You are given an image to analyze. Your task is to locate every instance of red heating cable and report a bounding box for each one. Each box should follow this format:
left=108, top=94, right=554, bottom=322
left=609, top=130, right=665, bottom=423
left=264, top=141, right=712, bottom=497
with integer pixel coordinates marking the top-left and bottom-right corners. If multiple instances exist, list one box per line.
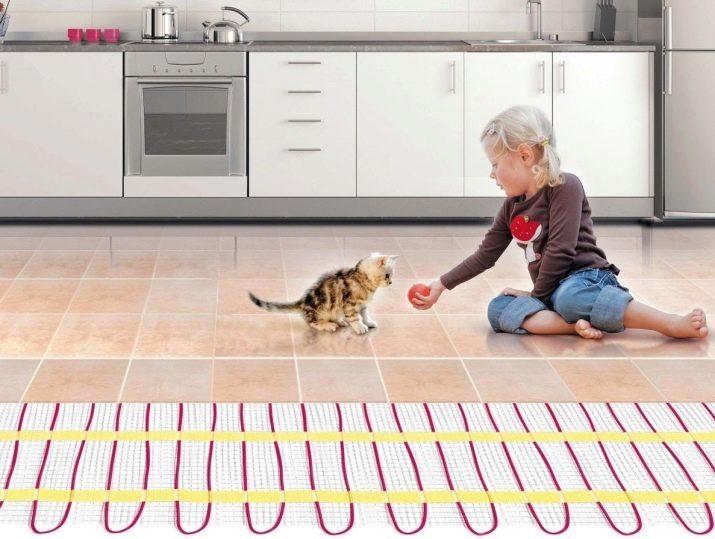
left=240, top=402, right=286, bottom=534
left=361, top=402, right=427, bottom=535
left=423, top=403, right=498, bottom=535
left=483, top=402, right=569, bottom=535
left=30, top=402, right=95, bottom=534
left=300, top=402, right=355, bottom=535
left=664, top=403, right=714, bottom=473
left=544, top=402, right=642, bottom=535
left=174, top=402, right=217, bottom=535
left=0, top=402, right=28, bottom=512
left=606, top=402, right=713, bottom=535
left=103, top=402, right=152, bottom=533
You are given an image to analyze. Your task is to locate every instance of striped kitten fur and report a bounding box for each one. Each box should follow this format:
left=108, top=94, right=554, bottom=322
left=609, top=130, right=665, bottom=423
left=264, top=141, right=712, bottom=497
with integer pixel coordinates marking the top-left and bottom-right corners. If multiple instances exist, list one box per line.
left=248, top=253, right=398, bottom=335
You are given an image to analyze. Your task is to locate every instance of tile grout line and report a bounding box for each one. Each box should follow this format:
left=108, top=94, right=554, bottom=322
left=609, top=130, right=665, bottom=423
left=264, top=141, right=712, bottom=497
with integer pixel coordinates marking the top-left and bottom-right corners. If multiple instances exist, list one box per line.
left=629, top=358, right=670, bottom=402
left=367, top=338, right=390, bottom=404
left=544, top=358, right=579, bottom=402
left=280, top=238, right=302, bottom=402
left=19, top=247, right=94, bottom=403
left=210, top=265, right=220, bottom=403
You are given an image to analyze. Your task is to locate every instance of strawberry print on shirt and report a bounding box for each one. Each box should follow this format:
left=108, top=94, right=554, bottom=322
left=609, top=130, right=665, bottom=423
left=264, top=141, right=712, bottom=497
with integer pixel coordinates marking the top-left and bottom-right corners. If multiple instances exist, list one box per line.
left=510, top=215, right=542, bottom=263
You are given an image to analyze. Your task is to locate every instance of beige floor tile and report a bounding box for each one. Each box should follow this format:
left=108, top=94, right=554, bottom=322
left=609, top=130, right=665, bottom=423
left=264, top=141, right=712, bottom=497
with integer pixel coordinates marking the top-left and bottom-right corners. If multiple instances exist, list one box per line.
left=24, top=359, right=127, bottom=402
left=625, top=279, right=715, bottom=315
left=0, top=280, right=79, bottom=314
left=215, top=315, right=294, bottom=358
left=19, top=251, right=93, bottom=278
left=37, top=236, right=103, bottom=250
left=214, top=359, right=299, bottom=401
left=338, top=236, right=402, bottom=252
left=0, top=315, right=62, bottom=358
left=651, top=229, right=700, bottom=250
left=121, top=360, right=211, bottom=402
left=154, top=251, right=219, bottom=278
left=608, top=250, right=684, bottom=279
left=551, top=360, right=663, bottom=402
left=465, top=360, right=574, bottom=402
left=452, top=236, right=485, bottom=250
left=396, top=236, right=461, bottom=250
left=299, top=359, right=386, bottom=402
left=134, top=315, right=215, bottom=358
left=651, top=250, right=715, bottom=279
left=145, top=279, right=217, bottom=314
left=0, top=251, right=33, bottom=278
left=282, top=250, right=350, bottom=279
left=607, top=328, right=713, bottom=358
left=400, top=249, right=476, bottom=281
left=219, top=279, right=287, bottom=315
left=85, top=251, right=157, bottom=278
left=106, top=236, right=162, bottom=250
left=369, top=315, right=457, bottom=358
left=68, top=280, right=151, bottom=314
left=634, top=360, right=715, bottom=401
left=369, top=279, right=433, bottom=315
left=0, top=360, right=40, bottom=401
left=379, top=360, right=478, bottom=402
left=47, top=315, right=140, bottom=359
left=0, top=279, right=11, bottom=300
left=291, top=317, right=375, bottom=358
left=478, top=246, right=533, bottom=280
left=439, top=315, right=544, bottom=358
left=220, top=236, right=283, bottom=250
left=0, top=237, right=42, bottom=250
left=280, top=236, right=339, bottom=250
left=158, top=236, right=221, bottom=250
left=218, top=250, right=284, bottom=279
left=433, top=279, right=496, bottom=315
left=530, top=333, right=629, bottom=358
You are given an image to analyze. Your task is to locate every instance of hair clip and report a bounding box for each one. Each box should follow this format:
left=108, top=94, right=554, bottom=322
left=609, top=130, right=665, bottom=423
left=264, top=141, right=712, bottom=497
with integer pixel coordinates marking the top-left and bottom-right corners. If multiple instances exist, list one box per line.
left=537, top=135, right=550, bottom=147
left=486, top=123, right=497, bottom=136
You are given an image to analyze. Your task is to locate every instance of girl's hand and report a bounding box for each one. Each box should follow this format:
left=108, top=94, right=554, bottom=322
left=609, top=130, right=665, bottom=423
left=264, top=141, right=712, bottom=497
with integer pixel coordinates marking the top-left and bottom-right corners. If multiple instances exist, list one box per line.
left=411, top=280, right=445, bottom=310
left=500, top=287, right=531, bottom=297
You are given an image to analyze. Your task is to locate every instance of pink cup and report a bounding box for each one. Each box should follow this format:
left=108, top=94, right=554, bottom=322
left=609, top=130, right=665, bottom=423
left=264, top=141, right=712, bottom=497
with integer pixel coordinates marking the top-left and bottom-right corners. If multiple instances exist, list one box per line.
left=102, top=28, right=120, bottom=43
left=85, top=28, right=101, bottom=43
left=67, top=28, right=83, bottom=42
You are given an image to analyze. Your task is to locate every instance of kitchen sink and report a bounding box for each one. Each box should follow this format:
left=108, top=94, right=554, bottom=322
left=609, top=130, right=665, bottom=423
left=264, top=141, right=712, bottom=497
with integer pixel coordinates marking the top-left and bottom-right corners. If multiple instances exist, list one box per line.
left=464, top=39, right=588, bottom=45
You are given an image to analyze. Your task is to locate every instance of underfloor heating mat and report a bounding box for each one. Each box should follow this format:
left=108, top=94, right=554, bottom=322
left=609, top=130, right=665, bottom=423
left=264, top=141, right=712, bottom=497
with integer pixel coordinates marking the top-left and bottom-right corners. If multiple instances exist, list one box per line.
left=0, top=402, right=714, bottom=538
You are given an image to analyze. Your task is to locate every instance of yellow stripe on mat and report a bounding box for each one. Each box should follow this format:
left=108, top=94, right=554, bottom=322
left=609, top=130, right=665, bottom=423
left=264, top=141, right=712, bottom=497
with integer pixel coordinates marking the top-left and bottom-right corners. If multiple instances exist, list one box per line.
left=0, top=489, right=712, bottom=505
left=0, top=430, right=712, bottom=443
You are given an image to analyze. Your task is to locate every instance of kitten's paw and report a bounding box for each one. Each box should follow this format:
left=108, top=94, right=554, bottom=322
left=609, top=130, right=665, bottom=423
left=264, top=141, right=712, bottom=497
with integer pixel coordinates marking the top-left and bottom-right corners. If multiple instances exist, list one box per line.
left=352, top=323, right=369, bottom=335
left=310, top=321, right=339, bottom=332
left=364, top=319, right=378, bottom=328
left=337, top=319, right=350, bottom=327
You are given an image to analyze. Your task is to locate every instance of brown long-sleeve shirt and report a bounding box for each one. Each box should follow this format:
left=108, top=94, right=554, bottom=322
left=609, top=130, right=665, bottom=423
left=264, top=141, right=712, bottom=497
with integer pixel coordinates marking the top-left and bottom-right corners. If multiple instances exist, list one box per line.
left=440, top=173, right=618, bottom=305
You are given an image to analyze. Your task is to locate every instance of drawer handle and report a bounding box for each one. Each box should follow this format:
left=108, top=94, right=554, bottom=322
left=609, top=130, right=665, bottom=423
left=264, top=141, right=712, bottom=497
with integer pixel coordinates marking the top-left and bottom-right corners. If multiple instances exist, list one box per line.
left=288, top=148, right=322, bottom=152
left=287, top=61, right=322, bottom=65
left=287, top=90, right=322, bottom=94
left=287, top=119, right=322, bottom=123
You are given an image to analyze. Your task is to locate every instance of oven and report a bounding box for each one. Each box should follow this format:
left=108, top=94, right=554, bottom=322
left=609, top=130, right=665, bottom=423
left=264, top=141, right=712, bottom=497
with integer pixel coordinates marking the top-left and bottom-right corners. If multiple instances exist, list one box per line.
left=124, top=51, right=247, bottom=197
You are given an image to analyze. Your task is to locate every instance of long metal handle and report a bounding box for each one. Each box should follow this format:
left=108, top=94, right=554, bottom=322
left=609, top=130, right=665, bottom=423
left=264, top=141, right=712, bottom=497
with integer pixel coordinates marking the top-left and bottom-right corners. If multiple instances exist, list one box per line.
left=288, top=148, right=322, bottom=152
left=538, top=60, right=545, bottom=93
left=221, top=6, right=250, bottom=24
left=0, top=61, right=6, bottom=94
left=287, top=119, right=322, bottom=123
left=560, top=60, right=566, bottom=94
left=664, top=5, right=672, bottom=50
left=449, top=61, right=456, bottom=94
left=665, top=51, right=672, bottom=95
left=137, top=78, right=233, bottom=84
left=287, top=90, right=322, bottom=94
left=287, top=61, right=322, bottom=65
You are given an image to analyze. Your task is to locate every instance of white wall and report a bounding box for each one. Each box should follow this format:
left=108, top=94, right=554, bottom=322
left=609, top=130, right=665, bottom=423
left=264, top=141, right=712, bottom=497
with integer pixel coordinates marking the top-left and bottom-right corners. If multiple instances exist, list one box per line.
left=7, top=0, right=638, bottom=39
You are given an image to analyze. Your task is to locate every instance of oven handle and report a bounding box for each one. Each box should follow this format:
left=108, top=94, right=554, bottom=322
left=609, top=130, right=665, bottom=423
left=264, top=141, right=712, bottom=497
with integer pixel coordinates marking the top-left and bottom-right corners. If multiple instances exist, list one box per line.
left=136, top=78, right=234, bottom=85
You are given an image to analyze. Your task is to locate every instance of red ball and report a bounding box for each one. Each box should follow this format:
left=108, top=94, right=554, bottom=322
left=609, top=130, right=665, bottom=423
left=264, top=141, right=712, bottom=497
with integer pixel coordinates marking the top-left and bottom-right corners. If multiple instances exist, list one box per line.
left=408, top=283, right=431, bottom=304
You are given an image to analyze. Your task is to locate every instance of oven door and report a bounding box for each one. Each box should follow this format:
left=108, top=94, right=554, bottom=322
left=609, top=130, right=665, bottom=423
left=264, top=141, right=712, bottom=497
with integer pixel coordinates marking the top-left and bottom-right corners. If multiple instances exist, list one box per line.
left=125, top=77, right=246, bottom=177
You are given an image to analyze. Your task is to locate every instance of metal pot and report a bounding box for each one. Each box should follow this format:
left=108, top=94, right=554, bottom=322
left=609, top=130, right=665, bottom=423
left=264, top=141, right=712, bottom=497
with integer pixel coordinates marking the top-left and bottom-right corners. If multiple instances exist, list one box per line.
left=202, top=6, right=250, bottom=44
left=142, top=1, right=178, bottom=41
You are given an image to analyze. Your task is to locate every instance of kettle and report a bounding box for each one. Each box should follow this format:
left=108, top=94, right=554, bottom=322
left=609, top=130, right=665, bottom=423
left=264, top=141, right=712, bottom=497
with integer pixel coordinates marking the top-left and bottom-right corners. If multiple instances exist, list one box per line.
left=203, top=6, right=250, bottom=44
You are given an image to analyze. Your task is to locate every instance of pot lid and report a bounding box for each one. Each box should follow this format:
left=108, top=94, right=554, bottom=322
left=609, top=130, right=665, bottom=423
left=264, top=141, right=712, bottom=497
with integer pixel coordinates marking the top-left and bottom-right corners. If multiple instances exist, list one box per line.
left=145, top=1, right=176, bottom=9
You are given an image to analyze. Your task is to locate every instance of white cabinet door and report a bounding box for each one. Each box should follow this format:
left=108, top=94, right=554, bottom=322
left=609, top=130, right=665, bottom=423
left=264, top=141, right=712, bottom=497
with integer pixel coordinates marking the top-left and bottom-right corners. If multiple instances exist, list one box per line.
left=553, top=52, right=651, bottom=197
left=357, top=52, right=464, bottom=197
left=249, top=52, right=356, bottom=197
left=464, top=52, right=552, bottom=197
left=0, top=52, right=122, bottom=197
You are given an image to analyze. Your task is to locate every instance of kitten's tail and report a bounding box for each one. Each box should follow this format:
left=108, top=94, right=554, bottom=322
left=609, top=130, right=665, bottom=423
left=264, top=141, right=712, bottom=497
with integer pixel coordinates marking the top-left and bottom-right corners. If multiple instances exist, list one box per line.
left=248, top=291, right=303, bottom=313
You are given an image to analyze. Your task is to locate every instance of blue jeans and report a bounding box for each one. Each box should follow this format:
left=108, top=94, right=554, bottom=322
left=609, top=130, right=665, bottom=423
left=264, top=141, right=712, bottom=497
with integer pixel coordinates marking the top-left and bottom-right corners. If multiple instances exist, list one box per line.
left=487, top=268, right=633, bottom=334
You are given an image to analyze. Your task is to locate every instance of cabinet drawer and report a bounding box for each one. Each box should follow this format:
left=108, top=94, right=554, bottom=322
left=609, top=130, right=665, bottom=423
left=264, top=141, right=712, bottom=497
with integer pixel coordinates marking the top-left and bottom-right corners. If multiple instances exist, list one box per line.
left=250, top=51, right=355, bottom=90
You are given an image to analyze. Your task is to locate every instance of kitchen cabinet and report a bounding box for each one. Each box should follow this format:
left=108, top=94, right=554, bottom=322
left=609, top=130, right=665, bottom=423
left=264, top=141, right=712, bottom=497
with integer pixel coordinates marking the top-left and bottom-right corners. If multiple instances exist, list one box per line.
left=249, top=52, right=356, bottom=197
left=553, top=52, right=651, bottom=197
left=465, top=52, right=553, bottom=197
left=357, top=52, right=464, bottom=197
left=0, top=52, right=122, bottom=197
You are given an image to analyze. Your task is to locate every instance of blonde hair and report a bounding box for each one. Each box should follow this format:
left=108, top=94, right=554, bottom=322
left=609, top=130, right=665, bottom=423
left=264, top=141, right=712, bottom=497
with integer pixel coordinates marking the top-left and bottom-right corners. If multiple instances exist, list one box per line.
left=480, top=105, right=563, bottom=189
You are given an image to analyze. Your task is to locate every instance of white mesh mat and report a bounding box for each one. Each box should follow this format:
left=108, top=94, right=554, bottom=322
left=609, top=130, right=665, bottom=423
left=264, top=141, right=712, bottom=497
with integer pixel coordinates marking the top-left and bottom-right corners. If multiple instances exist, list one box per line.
left=0, top=402, right=713, bottom=537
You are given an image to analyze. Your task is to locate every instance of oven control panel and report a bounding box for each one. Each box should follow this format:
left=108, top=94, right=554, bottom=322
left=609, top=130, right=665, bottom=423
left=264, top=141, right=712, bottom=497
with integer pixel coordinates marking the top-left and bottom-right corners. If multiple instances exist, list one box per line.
left=125, top=51, right=246, bottom=77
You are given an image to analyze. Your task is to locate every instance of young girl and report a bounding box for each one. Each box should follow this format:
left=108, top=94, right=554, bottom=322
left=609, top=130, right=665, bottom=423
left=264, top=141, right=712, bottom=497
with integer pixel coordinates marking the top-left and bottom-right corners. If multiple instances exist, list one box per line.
left=411, top=105, right=708, bottom=340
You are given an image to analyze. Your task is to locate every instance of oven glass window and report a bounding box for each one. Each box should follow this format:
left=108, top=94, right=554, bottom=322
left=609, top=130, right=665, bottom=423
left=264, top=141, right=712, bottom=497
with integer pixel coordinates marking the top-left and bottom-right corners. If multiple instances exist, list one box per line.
left=142, top=86, right=229, bottom=155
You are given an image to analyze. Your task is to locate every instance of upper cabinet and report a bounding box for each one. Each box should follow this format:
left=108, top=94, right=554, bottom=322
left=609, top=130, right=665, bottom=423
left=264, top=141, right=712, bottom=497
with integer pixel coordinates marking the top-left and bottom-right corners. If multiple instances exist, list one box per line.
left=465, top=52, right=553, bottom=197
left=553, top=52, right=651, bottom=197
left=249, top=52, right=357, bottom=197
left=357, top=52, right=464, bottom=197
left=0, top=52, right=122, bottom=197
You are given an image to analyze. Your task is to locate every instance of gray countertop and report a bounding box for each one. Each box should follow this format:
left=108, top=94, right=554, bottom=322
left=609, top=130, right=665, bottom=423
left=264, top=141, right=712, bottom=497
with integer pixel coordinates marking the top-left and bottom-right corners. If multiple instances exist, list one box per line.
left=0, top=40, right=656, bottom=53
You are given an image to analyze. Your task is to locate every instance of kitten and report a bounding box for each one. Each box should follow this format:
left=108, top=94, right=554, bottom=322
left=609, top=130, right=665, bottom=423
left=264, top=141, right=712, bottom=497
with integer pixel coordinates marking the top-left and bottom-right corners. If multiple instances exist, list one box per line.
left=248, top=253, right=398, bottom=335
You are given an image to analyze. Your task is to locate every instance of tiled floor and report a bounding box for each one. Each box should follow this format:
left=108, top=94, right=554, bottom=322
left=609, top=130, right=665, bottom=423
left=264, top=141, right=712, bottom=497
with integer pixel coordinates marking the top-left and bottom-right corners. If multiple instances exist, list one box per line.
left=0, top=222, right=712, bottom=403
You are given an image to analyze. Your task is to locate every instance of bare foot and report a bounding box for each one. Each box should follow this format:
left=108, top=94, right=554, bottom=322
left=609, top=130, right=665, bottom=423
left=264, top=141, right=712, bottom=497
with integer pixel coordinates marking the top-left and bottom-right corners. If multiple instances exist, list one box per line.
left=575, top=319, right=603, bottom=340
left=665, top=309, right=709, bottom=339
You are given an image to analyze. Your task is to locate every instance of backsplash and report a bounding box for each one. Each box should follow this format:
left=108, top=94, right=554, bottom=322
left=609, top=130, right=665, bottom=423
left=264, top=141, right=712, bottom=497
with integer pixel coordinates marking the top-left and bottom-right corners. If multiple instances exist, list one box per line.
left=7, top=0, right=638, bottom=39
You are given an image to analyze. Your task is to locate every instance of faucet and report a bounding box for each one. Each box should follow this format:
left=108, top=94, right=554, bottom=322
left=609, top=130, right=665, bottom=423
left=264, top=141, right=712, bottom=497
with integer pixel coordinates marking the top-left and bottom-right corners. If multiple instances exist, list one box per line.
left=526, top=0, right=543, bottom=40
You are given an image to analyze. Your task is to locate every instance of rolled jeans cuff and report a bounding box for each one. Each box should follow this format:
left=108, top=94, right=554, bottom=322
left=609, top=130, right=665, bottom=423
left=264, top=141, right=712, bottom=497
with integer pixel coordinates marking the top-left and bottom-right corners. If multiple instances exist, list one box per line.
left=498, top=296, right=548, bottom=334
left=590, top=285, right=633, bottom=333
